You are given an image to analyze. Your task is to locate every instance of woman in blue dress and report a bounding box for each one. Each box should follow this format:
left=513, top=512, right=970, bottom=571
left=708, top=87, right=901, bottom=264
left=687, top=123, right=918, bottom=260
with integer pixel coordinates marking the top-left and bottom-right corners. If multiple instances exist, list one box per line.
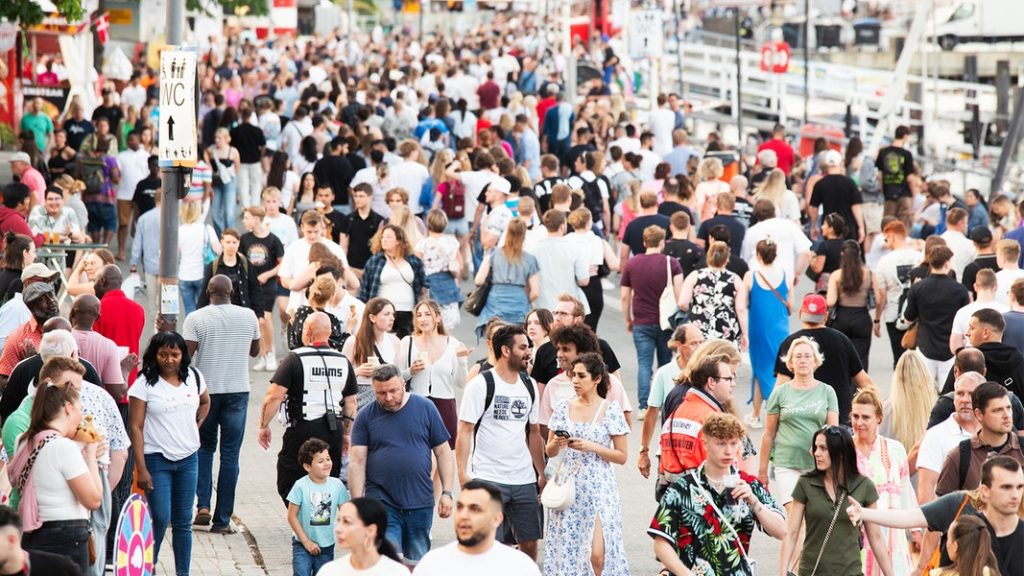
left=544, top=352, right=630, bottom=576
left=473, top=219, right=539, bottom=339
left=742, top=238, right=790, bottom=429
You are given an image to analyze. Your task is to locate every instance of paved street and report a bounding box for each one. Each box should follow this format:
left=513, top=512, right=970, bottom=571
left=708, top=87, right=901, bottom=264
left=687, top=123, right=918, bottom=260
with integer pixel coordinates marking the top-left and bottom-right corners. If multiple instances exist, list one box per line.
left=159, top=275, right=899, bottom=575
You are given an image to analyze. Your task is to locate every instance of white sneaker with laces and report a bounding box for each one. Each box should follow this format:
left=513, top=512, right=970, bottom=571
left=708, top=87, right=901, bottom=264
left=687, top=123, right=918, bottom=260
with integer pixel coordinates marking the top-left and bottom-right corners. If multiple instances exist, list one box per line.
left=265, top=354, right=278, bottom=372
left=252, top=356, right=266, bottom=371
left=744, top=414, right=764, bottom=429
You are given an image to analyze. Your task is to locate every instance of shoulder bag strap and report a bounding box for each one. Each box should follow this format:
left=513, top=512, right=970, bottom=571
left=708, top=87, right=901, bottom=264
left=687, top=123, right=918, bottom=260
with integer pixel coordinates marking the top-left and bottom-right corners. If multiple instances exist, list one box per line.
left=552, top=400, right=607, bottom=482
left=16, top=435, right=57, bottom=492
left=756, top=270, right=791, bottom=315
left=809, top=490, right=848, bottom=576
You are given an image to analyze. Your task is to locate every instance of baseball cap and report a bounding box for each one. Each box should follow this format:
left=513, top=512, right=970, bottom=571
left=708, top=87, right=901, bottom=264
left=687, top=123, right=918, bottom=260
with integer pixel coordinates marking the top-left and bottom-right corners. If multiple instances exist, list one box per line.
left=823, top=150, right=843, bottom=167
left=9, top=152, right=30, bottom=165
left=490, top=178, right=512, bottom=195
left=800, top=294, right=828, bottom=323
left=22, top=281, right=54, bottom=304
left=970, top=226, right=993, bottom=246
left=21, top=263, right=59, bottom=283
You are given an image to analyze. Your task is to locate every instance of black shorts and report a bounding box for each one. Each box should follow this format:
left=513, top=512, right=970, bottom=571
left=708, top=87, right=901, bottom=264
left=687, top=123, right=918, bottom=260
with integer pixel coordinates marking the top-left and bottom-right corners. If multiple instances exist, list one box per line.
left=493, top=481, right=543, bottom=544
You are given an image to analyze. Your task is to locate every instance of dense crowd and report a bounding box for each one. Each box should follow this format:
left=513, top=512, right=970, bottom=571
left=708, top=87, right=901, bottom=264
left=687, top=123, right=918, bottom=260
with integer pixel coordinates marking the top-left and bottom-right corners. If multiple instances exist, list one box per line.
left=1, top=15, right=1023, bottom=576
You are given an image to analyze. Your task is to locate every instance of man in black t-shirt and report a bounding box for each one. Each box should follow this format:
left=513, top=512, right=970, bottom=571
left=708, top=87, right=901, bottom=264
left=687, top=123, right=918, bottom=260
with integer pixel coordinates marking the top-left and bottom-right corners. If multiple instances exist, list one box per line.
left=131, top=156, right=160, bottom=221
left=697, top=193, right=745, bottom=256
left=809, top=150, right=864, bottom=242
left=962, top=226, right=999, bottom=298
left=62, top=102, right=94, bottom=152
left=258, top=312, right=358, bottom=503
left=240, top=206, right=285, bottom=370
left=621, top=191, right=671, bottom=260
left=0, top=506, right=80, bottom=575
left=313, top=137, right=355, bottom=207
left=338, top=184, right=383, bottom=273
left=876, top=125, right=916, bottom=229
left=695, top=224, right=749, bottom=279
left=774, top=294, right=874, bottom=424
left=91, top=90, right=124, bottom=137
left=229, top=102, right=267, bottom=209
left=315, top=184, right=346, bottom=244
left=664, top=212, right=703, bottom=278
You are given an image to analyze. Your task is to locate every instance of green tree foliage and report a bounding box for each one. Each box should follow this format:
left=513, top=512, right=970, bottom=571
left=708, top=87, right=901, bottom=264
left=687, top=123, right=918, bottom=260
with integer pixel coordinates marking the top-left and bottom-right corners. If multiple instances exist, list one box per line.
left=1, top=0, right=86, bottom=28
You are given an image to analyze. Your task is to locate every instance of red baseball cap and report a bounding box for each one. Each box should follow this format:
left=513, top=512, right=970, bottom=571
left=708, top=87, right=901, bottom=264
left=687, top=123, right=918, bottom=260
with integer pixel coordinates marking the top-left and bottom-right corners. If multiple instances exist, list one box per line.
left=800, top=294, right=827, bottom=323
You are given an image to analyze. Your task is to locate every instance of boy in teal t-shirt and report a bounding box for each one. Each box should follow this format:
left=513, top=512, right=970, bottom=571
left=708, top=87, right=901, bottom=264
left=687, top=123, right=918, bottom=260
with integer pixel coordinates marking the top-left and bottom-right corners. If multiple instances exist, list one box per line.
left=287, top=438, right=349, bottom=576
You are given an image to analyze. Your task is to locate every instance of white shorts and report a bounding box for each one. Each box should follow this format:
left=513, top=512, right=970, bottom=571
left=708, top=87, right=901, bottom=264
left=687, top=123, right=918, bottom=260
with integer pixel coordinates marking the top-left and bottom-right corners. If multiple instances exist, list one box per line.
left=863, top=202, right=884, bottom=234
left=770, top=464, right=813, bottom=506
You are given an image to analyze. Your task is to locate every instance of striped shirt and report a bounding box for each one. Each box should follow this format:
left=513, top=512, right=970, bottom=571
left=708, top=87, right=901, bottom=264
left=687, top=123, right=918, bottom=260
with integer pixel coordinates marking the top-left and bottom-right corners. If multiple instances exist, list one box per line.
left=181, top=303, right=260, bottom=394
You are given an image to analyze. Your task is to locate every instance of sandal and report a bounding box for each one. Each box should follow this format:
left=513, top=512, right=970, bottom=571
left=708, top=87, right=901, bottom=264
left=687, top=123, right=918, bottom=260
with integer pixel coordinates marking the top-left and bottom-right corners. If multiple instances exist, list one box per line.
left=193, top=508, right=212, bottom=526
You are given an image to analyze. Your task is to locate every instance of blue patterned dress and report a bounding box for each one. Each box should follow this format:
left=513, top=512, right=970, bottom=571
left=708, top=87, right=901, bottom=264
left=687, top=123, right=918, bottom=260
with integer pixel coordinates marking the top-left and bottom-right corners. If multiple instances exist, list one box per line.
left=543, top=399, right=630, bottom=576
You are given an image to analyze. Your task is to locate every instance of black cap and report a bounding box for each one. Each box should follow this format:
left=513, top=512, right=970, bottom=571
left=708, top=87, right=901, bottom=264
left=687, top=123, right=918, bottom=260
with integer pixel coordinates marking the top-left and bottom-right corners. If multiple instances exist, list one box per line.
left=970, top=226, right=993, bottom=246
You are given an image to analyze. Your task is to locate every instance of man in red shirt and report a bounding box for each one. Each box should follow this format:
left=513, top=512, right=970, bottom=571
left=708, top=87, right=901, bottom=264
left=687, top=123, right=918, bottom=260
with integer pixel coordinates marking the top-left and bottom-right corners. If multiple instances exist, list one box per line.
left=476, top=71, right=501, bottom=111
left=0, top=184, right=43, bottom=248
left=536, top=84, right=558, bottom=133
left=0, top=282, right=58, bottom=381
left=757, top=124, right=796, bottom=177
left=94, top=265, right=144, bottom=390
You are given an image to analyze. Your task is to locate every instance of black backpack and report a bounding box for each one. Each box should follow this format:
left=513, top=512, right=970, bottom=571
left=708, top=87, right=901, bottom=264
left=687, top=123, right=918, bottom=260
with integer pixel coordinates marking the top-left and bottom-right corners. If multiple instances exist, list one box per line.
left=472, top=369, right=536, bottom=454
left=580, top=174, right=608, bottom=225
left=79, top=156, right=107, bottom=196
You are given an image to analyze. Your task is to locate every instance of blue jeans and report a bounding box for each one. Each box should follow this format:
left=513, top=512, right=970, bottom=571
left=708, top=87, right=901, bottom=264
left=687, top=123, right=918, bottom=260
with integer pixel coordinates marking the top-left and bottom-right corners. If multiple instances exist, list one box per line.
left=632, top=323, right=672, bottom=410
left=145, top=452, right=198, bottom=576
left=292, top=540, right=334, bottom=576
left=197, top=392, right=248, bottom=528
left=180, top=279, right=203, bottom=317
left=211, top=180, right=237, bottom=235
left=383, top=503, right=433, bottom=562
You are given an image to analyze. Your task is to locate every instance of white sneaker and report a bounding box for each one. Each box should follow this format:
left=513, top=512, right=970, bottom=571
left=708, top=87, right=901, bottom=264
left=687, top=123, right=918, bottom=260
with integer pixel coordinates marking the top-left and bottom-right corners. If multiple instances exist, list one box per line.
left=744, top=414, right=764, bottom=429
left=252, top=356, right=266, bottom=371
left=265, top=354, right=278, bottom=372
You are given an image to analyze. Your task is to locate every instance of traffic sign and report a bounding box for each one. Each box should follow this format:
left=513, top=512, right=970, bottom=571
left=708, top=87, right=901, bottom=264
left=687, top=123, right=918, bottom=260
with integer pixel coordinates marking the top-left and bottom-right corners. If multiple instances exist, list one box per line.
left=159, top=48, right=198, bottom=168
left=628, top=10, right=663, bottom=60
left=760, top=41, right=791, bottom=74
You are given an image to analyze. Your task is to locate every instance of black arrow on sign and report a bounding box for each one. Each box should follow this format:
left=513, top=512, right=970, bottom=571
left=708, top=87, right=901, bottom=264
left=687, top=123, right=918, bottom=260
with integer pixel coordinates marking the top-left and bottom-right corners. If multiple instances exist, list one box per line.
left=167, top=116, right=176, bottom=141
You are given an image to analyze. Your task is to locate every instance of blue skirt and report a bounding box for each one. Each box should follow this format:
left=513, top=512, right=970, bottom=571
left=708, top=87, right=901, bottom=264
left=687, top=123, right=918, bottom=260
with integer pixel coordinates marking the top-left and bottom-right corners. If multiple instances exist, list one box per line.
left=426, top=271, right=463, bottom=307
left=476, top=283, right=530, bottom=336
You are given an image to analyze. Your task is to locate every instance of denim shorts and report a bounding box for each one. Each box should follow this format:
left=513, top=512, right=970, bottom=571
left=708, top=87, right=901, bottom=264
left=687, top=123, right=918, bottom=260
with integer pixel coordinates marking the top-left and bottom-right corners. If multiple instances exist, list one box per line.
left=444, top=217, right=469, bottom=237
left=492, top=481, right=543, bottom=544
left=86, top=201, right=118, bottom=233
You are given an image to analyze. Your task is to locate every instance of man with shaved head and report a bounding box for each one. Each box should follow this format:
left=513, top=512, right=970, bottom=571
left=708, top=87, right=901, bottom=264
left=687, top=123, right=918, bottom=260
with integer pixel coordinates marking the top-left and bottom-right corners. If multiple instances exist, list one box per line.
left=182, top=274, right=260, bottom=533
left=258, top=310, right=358, bottom=504
left=70, top=294, right=127, bottom=401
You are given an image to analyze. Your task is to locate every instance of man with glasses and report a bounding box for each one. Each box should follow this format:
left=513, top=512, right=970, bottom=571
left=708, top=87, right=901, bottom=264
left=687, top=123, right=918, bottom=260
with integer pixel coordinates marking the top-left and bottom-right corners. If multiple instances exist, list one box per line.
left=530, top=294, right=621, bottom=385
left=656, top=355, right=738, bottom=499
left=638, top=323, right=702, bottom=479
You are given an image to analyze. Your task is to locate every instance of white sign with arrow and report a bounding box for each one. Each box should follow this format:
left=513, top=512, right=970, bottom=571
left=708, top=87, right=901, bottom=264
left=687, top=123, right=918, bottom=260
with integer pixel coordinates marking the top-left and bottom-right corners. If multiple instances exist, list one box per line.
left=159, top=48, right=198, bottom=168
left=628, top=10, right=664, bottom=60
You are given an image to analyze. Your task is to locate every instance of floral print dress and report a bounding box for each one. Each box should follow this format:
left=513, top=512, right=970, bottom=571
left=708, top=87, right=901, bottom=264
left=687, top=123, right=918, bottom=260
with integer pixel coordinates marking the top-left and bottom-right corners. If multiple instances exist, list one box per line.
left=543, top=399, right=630, bottom=576
left=688, top=268, right=741, bottom=345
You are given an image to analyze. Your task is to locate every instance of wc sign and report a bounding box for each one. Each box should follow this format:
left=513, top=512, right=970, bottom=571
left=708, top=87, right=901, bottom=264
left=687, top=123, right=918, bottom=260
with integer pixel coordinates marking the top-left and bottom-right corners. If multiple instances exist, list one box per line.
left=159, top=48, right=198, bottom=168
left=760, top=41, right=791, bottom=74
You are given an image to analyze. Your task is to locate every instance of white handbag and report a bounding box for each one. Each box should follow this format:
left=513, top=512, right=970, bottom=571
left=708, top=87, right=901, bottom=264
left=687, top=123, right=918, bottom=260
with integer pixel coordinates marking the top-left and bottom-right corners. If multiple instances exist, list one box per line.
left=541, top=401, right=606, bottom=512
left=659, top=255, right=679, bottom=331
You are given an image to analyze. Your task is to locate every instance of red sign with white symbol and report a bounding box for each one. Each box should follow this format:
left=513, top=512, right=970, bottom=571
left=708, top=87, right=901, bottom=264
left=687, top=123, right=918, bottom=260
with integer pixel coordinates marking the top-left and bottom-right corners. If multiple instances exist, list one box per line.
left=760, top=41, right=791, bottom=74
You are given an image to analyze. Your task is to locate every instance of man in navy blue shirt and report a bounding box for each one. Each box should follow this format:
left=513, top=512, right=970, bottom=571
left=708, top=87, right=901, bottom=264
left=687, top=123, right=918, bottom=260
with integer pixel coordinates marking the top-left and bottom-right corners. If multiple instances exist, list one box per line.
left=349, top=364, right=454, bottom=566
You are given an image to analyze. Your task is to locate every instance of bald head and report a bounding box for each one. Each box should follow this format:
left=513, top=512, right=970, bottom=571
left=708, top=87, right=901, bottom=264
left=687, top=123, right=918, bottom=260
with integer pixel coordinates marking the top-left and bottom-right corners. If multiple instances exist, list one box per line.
left=730, top=175, right=748, bottom=196
left=70, top=295, right=101, bottom=329
left=302, top=312, right=332, bottom=345
left=42, top=316, right=72, bottom=333
left=207, top=275, right=233, bottom=303
left=94, top=265, right=123, bottom=299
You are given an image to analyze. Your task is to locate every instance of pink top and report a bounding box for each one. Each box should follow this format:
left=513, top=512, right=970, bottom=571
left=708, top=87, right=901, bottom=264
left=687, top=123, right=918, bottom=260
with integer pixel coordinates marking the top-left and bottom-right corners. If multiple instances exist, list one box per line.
left=21, top=167, right=46, bottom=205
left=72, top=329, right=125, bottom=386
left=538, top=372, right=633, bottom=425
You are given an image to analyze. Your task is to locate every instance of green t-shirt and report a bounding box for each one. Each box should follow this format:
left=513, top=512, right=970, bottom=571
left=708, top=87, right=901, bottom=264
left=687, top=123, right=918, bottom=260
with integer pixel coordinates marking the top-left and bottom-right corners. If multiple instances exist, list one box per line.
left=648, top=357, right=683, bottom=409
left=792, top=474, right=878, bottom=576
left=766, top=381, right=838, bottom=469
left=2, top=396, right=33, bottom=508
left=19, top=113, right=53, bottom=151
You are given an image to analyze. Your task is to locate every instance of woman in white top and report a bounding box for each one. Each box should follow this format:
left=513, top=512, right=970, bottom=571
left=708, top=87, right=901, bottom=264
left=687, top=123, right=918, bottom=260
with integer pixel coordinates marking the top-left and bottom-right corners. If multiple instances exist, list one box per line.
left=567, top=207, right=619, bottom=331
left=128, top=331, right=211, bottom=576
left=358, top=225, right=427, bottom=339
left=342, top=298, right=400, bottom=410
left=317, top=498, right=408, bottom=576
left=396, top=300, right=471, bottom=448
left=178, top=199, right=222, bottom=317
left=12, top=358, right=103, bottom=574
left=754, top=168, right=801, bottom=224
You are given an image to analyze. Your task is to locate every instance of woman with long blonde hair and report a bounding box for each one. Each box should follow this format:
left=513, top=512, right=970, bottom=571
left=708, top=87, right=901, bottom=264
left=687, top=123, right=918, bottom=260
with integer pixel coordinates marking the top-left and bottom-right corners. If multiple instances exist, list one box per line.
left=473, top=219, right=539, bottom=338
left=882, top=349, right=937, bottom=458
left=755, top=168, right=801, bottom=223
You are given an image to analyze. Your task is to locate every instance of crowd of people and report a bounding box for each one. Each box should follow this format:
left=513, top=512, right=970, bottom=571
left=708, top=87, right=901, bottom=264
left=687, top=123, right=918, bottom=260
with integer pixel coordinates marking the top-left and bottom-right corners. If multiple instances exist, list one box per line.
left=2, top=15, right=1024, bottom=576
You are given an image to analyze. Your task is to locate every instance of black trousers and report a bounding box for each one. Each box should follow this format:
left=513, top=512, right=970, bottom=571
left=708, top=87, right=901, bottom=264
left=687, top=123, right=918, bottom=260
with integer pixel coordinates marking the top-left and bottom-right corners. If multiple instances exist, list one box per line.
left=582, top=274, right=604, bottom=331
left=276, top=416, right=342, bottom=505
left=886, top=321, right=908, bottom=369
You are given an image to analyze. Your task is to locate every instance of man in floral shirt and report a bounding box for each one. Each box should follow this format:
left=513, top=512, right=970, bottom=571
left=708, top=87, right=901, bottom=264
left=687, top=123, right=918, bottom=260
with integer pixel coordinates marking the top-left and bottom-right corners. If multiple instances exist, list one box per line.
left=649, top=413, right=786, bottom=576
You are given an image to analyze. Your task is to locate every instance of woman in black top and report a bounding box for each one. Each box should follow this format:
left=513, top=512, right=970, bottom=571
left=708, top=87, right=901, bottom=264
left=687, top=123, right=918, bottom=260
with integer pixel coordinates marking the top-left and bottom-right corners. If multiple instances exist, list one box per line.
left=808, top=213, right=846, bottom=293
left=0, top=232, right=35, bottom=306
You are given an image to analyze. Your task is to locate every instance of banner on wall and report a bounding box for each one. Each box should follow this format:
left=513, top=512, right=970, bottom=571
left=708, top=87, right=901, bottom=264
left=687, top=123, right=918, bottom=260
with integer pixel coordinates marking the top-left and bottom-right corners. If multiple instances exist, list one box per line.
left=21, top=82, right=70, bottom=121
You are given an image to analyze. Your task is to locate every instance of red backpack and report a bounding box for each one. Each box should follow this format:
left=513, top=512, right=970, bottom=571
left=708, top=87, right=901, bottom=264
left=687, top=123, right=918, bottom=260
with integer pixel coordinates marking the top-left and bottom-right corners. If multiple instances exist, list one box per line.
left=440, top=180, right=466, bottom=220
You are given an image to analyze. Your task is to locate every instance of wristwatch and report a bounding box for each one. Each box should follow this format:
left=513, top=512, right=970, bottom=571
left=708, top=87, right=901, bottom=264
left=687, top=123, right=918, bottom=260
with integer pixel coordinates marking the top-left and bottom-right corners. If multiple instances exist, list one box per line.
left=441, top=490, right=454, bottom=498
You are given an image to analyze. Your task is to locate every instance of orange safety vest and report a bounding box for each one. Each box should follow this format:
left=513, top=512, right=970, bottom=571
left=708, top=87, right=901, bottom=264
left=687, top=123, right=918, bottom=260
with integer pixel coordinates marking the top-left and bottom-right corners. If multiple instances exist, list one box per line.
left=658, top=388, right=722, bottom=475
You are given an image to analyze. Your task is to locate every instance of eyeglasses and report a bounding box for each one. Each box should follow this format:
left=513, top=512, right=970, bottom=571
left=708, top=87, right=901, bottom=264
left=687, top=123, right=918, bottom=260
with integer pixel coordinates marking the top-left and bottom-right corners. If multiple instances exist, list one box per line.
left=714, top=376, right=736, bottom=383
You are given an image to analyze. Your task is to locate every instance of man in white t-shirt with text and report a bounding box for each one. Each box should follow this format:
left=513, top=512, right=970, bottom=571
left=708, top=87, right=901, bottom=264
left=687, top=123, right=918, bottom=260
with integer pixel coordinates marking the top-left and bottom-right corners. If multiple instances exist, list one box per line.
left=455, top=324, right=545, bottom=561
left=413, top=479, right=540, bottom=575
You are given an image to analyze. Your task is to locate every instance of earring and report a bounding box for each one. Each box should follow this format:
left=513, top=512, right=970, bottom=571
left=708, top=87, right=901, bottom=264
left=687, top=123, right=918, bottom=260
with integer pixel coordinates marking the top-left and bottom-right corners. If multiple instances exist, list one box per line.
left=363, top=535, right=373, bottom=551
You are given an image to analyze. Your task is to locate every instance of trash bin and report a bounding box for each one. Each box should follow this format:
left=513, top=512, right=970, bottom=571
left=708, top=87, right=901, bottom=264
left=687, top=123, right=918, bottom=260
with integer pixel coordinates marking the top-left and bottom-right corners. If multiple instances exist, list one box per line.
left=853, top=18, right=881, bottom=47
left=815, top=24, right=842, bottom=49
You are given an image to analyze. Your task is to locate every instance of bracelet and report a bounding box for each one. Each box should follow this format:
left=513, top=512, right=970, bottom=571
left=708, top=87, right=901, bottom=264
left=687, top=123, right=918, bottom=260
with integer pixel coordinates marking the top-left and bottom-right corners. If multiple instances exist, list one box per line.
left=873, top=319, right=880, bottom=324
left=639, top=447, right=650, bottom=454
